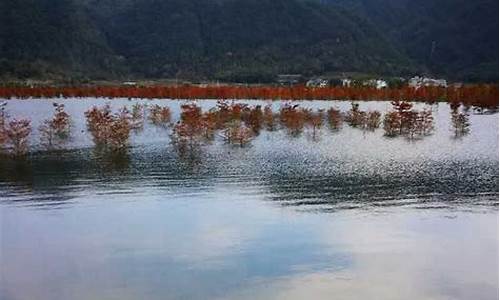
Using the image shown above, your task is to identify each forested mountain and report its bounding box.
[327,0,499,82]
[0,0,497,82]
[97,0,413,81]
[0,0,124,79]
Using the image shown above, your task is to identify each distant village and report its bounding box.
[124,75,454,89]
[276,74,450,89]
[115,75,452,90]
[3,74,457,90]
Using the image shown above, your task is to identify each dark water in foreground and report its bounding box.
[0,99,498,300]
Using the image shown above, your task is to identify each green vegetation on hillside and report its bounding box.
[0,0,497,83]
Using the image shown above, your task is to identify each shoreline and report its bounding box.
[0,84,498,108]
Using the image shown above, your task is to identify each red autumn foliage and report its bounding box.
[39,103,71,150]
[0,84,496,108]
[326,108,342,130]
[0,105,8,147]
[4,119,32,156]
[279,103,307,136]
[212,100,248,128]
[365,111,382,130]
[383,112,401,137]
[344,103,382,130]
[171,103,206,151]
[263,104,277,131]
[383,101,434,139]
[149,104,171,127]
[222,120,254,147]
[344,103,365,128]
[303,108,324,138]
[85,104,131,151]
[241,105,264,134]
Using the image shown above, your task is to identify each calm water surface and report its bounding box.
[1,99,498,300]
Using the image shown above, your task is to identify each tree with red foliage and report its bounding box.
[4,119,32,157]
[149,104,172,127]
[222,120,254,147]
[326,108,342,130]
[39,103,71,150]
[85,104,131,151]
[279,103,306,136]
[304,109,324,139]
[263,104,277,131]
[171,103,205,151]
[344,103,365,127]
[242,105,263,134]
[0,104,8,149]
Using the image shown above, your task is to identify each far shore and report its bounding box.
[0,83,498,108]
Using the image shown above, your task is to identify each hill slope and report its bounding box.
[0,0,497,82]
[327,0,499,82]
[96,0,413,81]
[0,0,123,79]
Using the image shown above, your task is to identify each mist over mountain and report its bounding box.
[0,0,497,82]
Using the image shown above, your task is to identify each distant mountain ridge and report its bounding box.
[326,0,499,82]
[0,0,497,82]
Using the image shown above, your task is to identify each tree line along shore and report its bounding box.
[0,84,498,108]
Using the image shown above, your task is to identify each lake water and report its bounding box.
[1,99,498,300]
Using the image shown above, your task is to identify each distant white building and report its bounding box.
[306,78,329,88]
[376,79,388,89]
[362,79,388,89]
[341,78,352,87]
[122,81,137,86]
[408,76,447,88]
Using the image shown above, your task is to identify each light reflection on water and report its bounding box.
[0,99,498,300]
[0,141,497,211]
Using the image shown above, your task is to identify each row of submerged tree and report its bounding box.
[0,100,473,158]
[0,84,497,108]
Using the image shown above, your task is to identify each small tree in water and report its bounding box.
[326,108,342,130]
[279,103,306,137]
[450,103,470,138]
[304,108,324,139]
[365,111,382,130]
[383,111,401,137]
[0,104,8,149]
[242,105,263,134]
[345,103,381,131]
[4,119,32,157]
[85,105,131,152]
[170,103,205,152]
[263,104,277,131]
[201,111,218,141]
[0,104,32,157]
[383,100,434,139]
[39,103,71,150]
[414,109,434,137]
[85,104,113,146]
[222,120,254,147]
[390,100,414,135]
[344,103,365,127]
[130,103,145,130]
[109,109,132,150]
[149,104,171,127]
